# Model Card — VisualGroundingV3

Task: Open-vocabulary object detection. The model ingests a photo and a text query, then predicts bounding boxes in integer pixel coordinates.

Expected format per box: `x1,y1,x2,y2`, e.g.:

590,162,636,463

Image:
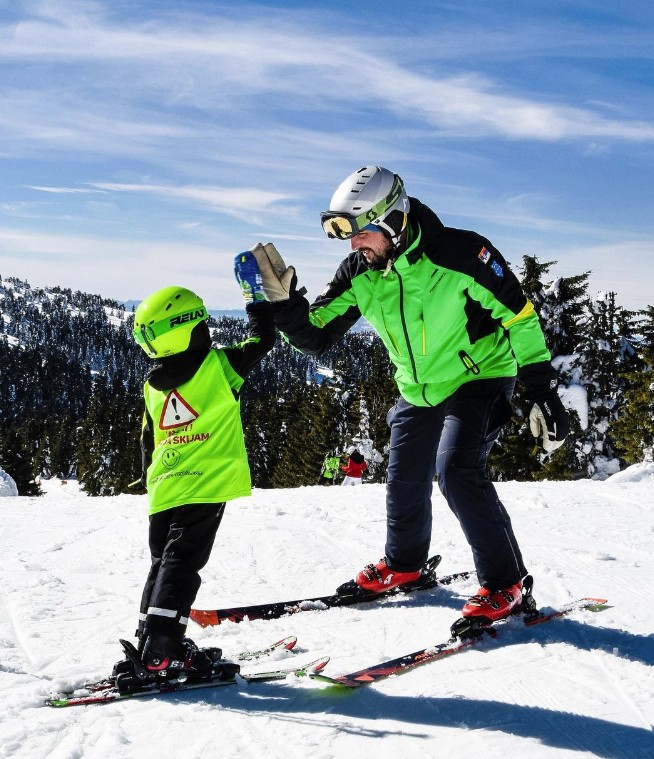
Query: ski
242,655,329,682
191,557,475,627
235,634,298,662
46,655,329,708
310,597,609,689
66,635,299,695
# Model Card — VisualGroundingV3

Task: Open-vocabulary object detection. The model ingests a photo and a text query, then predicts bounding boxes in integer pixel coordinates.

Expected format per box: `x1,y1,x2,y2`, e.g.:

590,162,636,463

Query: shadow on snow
176,617,653,759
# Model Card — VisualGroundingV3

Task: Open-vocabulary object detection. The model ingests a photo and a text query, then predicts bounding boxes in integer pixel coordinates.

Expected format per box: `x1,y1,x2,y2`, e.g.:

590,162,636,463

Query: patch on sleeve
478,247,491,264
478,246,504,277
490,260,504,277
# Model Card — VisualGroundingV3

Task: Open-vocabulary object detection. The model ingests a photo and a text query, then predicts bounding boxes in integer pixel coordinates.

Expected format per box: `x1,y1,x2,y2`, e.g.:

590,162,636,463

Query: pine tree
0,422,42,495
41,414,78,479
270,383,320,488
111,388,145,494
358,335,396,482
572,292,637,478
612,306,654,464
520,255,590,359
520,255,557,311
488,403,540,481
490,256,591,480
300,384,344,483
544,272,591,358
243,394,280,488
77,375,134,496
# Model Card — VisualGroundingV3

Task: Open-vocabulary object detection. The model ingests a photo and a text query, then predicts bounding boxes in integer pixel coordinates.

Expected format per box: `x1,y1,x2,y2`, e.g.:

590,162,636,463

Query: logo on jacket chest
159,390,199,430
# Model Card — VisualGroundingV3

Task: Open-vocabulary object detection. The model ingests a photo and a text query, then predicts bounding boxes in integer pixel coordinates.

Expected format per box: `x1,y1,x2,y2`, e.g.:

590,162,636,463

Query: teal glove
234,250,265,304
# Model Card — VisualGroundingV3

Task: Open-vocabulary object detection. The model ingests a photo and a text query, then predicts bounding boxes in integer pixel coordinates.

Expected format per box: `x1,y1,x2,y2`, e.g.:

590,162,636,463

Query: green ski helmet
133,286,208,358
320,166,410,247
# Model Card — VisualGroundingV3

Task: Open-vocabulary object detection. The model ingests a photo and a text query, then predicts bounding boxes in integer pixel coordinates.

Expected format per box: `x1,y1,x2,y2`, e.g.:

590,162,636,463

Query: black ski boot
114,635,240,694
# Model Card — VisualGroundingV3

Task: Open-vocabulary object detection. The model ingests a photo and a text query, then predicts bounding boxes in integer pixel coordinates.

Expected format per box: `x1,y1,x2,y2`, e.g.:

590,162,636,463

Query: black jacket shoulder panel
311,250,368,311
410,200,527,315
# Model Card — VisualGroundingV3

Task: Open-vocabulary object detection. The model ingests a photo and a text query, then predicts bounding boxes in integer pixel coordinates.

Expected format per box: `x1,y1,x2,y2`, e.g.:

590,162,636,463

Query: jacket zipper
396,268,419,384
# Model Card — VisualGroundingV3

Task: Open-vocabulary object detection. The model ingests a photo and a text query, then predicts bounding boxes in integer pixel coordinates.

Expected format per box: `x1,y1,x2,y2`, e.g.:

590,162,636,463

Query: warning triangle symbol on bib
159,390,199,430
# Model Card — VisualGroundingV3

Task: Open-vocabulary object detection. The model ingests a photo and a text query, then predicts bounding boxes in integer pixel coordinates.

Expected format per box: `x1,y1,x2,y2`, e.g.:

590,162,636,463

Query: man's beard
357,239,395,270
364,255,391,271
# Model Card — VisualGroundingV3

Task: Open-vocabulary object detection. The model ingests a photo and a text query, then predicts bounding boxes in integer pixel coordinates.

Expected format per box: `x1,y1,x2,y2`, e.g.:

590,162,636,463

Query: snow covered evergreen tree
612,306,654,464
270,382,320,488
1,272,647,491
572,292,637,478
489,256,592,480
0,421,42,495
355,335,397,483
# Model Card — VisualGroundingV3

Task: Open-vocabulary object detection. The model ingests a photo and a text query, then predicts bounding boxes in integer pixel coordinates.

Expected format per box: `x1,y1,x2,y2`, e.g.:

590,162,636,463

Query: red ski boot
354,558,421,594
461,581,523,623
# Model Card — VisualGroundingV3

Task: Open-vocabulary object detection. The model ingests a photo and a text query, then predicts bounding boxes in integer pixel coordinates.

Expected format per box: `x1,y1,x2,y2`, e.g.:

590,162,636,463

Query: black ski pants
385,377,527,588
138,502,225,642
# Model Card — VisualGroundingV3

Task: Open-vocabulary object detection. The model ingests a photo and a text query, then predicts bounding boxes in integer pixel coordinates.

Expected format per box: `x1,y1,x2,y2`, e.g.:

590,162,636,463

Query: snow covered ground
1,470,653,759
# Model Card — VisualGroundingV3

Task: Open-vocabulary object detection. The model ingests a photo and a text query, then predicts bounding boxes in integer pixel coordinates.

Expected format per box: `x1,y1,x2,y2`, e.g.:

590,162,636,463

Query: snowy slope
1,473,653,759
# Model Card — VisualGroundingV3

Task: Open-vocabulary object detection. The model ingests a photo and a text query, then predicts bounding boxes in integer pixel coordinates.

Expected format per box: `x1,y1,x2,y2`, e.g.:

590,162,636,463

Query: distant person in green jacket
120,251,274,689
318,451,341,486
249,166,569,626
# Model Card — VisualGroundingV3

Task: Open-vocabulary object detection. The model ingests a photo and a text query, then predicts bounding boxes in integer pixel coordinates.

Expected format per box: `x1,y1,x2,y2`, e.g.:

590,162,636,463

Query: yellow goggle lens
321,215,356,240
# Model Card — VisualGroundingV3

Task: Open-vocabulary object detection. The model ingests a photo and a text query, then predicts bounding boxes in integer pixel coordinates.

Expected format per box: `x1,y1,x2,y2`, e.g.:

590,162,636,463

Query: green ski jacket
143,349,251,514
273,198,552,407
321,456,341,479
139,302,276,514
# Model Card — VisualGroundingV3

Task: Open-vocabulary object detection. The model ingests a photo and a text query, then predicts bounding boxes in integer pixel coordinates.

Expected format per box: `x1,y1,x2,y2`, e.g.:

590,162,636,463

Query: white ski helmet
320,166,410,247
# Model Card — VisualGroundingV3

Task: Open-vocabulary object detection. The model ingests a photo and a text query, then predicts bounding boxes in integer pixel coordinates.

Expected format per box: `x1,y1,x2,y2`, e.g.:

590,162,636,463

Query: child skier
118,251,275,690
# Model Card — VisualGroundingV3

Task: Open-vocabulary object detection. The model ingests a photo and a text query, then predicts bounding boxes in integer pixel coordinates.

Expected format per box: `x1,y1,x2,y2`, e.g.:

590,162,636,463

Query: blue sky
0,0,652,311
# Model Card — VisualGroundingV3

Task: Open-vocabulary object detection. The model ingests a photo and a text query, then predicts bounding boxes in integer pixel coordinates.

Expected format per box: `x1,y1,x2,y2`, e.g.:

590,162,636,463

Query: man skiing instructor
250,165,569,624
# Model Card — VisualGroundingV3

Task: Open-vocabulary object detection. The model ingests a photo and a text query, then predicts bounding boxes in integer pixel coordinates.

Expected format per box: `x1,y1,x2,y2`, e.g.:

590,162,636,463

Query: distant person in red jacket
341,449,367,486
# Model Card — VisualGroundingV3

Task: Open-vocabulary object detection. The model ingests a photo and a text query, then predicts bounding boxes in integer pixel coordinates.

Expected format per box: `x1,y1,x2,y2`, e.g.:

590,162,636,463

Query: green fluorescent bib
143,349,251,514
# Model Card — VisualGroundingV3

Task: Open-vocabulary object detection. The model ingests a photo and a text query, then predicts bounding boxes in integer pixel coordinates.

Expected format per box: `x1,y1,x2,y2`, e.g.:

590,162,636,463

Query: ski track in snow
0,474,653,759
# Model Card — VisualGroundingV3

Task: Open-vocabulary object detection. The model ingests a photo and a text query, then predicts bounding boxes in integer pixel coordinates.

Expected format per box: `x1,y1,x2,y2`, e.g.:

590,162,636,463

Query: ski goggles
320,174,405,240
320,192,397,240
133,323,159,355
320,212,376,240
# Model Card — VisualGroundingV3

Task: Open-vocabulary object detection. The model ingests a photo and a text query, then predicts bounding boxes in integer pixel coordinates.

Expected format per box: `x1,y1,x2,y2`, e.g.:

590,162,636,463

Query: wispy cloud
0,223,248,304
0,1,652,310
88,182,294,224
26,185,104,194
1,2,652,150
